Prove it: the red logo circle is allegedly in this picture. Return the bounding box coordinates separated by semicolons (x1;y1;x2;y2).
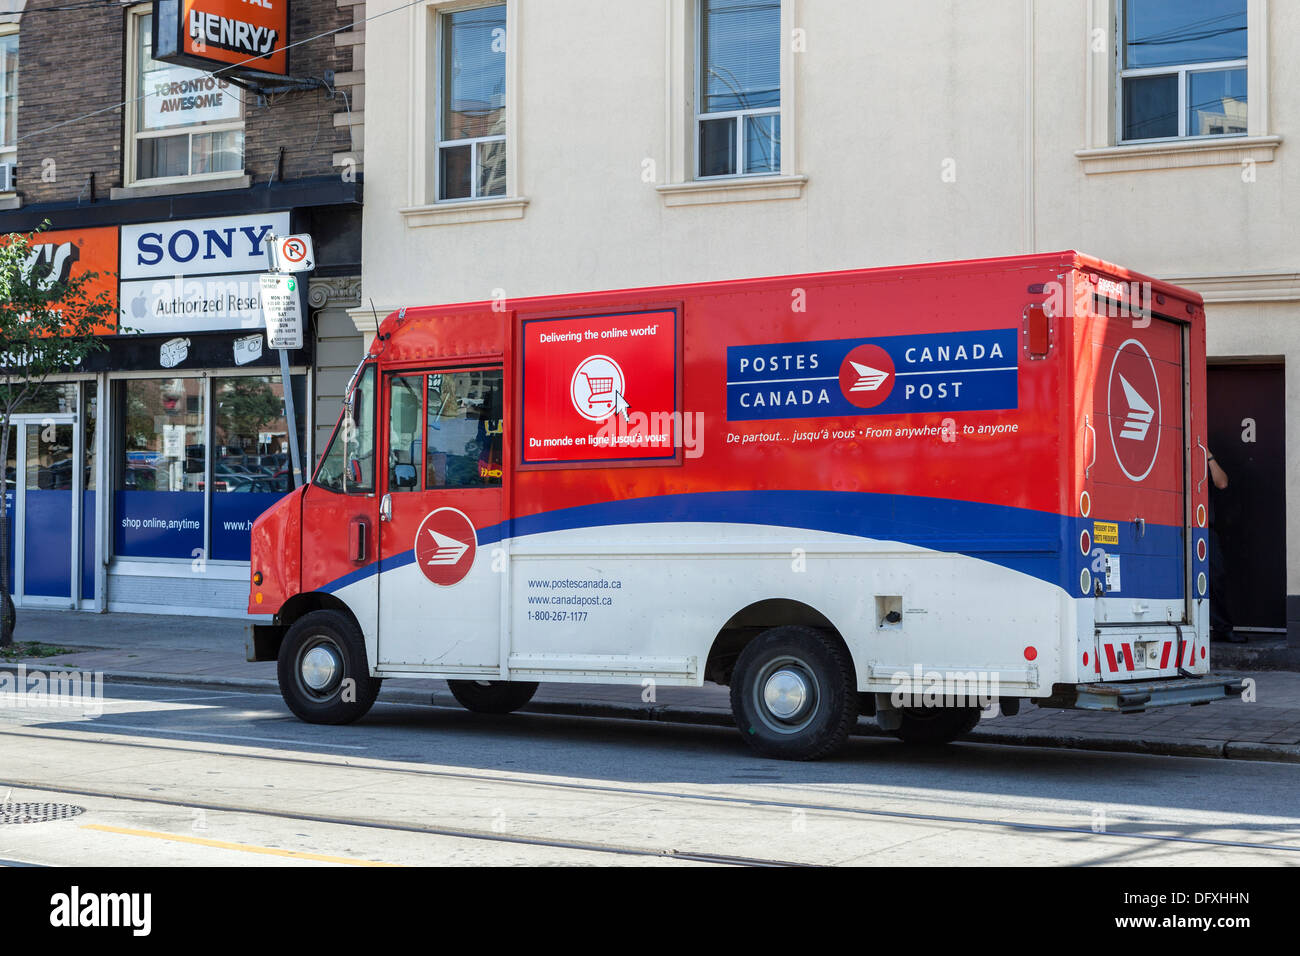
414;508;477;587
1107;339;1161;482
282;238;309;263
838;344;895;409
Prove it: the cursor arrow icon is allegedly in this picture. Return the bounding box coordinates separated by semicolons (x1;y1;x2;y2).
613;390;631;422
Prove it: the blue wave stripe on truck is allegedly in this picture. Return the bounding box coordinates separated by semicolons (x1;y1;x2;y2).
323;490;1186;599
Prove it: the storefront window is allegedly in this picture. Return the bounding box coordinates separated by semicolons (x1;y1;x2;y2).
211;376;298;561
18;382;79;415
115;378;205;559
112;374;306;564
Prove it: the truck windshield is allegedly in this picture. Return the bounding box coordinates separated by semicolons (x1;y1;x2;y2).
315;364;376;493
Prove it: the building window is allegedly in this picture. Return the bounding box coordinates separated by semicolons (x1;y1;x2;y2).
127;9;244;184
1120;0;1247;142
114;374;304;562
697;0;781;178
0;30;17;176
437;4;507;201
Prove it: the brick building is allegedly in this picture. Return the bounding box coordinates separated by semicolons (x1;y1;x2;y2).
0;0;368;617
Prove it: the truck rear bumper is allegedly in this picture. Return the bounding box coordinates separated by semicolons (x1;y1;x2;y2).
1039;674;1246;713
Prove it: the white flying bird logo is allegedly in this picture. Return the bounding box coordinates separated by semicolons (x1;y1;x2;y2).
848;361;890;392
424;529;470;566
1118;375;1154;441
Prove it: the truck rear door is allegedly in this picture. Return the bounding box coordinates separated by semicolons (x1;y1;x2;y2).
1083;296;1188;629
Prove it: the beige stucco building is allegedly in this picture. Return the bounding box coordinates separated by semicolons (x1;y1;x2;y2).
354;0;1297;643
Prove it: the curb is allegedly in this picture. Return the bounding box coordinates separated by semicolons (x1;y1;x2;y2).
3;664;1297;765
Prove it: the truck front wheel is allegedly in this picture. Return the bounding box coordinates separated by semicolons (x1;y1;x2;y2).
277;610;381;725
729;626;858;760
891;706;981;745
446;680;539;714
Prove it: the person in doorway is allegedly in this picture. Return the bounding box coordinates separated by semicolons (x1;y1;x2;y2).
1207;450;1242;643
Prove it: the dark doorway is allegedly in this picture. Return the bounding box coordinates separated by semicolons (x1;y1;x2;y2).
1207;363;1286;634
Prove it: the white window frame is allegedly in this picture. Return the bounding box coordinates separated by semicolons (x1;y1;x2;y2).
658;0;803;206
1078;0;1275;173
124;5;245;188
0;24;18;177
434;2;508;202
694;0;782;180
401;0;524;226
1116;1;1248;144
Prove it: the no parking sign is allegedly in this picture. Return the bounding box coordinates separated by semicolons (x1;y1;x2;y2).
271;234;315;273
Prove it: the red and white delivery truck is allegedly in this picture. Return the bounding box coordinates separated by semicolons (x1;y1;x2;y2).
247;252;1244;760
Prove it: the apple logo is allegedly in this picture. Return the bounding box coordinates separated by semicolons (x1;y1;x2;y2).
132;290;148;319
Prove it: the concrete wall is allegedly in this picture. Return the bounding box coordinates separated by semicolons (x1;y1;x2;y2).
358;0;1297;626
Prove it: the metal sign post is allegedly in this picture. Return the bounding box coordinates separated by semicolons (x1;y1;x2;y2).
262;235;313;489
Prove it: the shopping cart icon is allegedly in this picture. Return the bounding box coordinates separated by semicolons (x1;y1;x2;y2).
570;355;626;422
581;372;615;410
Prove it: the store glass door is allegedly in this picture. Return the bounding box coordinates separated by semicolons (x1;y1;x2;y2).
8;416;80;606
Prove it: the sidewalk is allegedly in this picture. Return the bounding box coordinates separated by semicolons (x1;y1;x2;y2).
5;609;1299;763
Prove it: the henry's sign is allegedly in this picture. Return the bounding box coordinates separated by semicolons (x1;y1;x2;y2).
120;212;291;335
152;0;290;77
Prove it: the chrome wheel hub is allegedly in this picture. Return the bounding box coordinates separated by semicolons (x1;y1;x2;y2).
763;668;810;720
301;645;341;691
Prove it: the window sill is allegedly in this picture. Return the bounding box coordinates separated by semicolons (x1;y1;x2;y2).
109;174;251;200
399;196;529;228
1075;136;1281;174
657;174;807;207
0;192;19;211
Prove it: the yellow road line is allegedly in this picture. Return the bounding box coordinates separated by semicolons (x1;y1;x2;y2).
81;824;401;866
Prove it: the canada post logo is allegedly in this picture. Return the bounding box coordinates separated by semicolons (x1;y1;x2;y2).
727;329;1018;421
1107;338;1162;482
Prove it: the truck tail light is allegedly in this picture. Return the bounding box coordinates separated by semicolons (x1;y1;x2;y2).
1025;304;1051;359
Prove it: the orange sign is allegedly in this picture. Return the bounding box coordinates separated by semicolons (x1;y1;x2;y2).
181;0;288;76
24;227;121;335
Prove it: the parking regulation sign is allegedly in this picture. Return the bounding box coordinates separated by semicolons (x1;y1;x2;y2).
260;274;304;349
272;234;315;273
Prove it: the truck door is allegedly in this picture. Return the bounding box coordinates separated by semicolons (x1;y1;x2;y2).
301;362;380;645
1084;309;1188;626
376;365;504;670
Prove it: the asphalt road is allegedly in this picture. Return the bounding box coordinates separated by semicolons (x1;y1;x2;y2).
1;681;1298;866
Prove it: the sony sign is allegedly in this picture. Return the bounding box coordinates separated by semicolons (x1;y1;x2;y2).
121;212;289;280
119;212;291;335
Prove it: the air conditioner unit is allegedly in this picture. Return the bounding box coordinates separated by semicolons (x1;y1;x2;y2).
0;162;14;192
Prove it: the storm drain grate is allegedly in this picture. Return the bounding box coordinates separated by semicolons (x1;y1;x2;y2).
0;803;86;825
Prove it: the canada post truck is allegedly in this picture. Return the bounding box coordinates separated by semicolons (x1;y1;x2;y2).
247;252;1245;760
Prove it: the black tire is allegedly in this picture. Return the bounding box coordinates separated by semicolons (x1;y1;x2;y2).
891;706;981;745
446;679;539;714
729;625;858;761
277;610;381;725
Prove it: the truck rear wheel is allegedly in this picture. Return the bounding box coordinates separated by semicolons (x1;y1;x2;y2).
891;706;981;745
277;610;381;725
729;626;858;761
446;680;539;714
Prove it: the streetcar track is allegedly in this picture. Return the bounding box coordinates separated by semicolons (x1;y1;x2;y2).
0;778;808;867
3;721;1299;856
